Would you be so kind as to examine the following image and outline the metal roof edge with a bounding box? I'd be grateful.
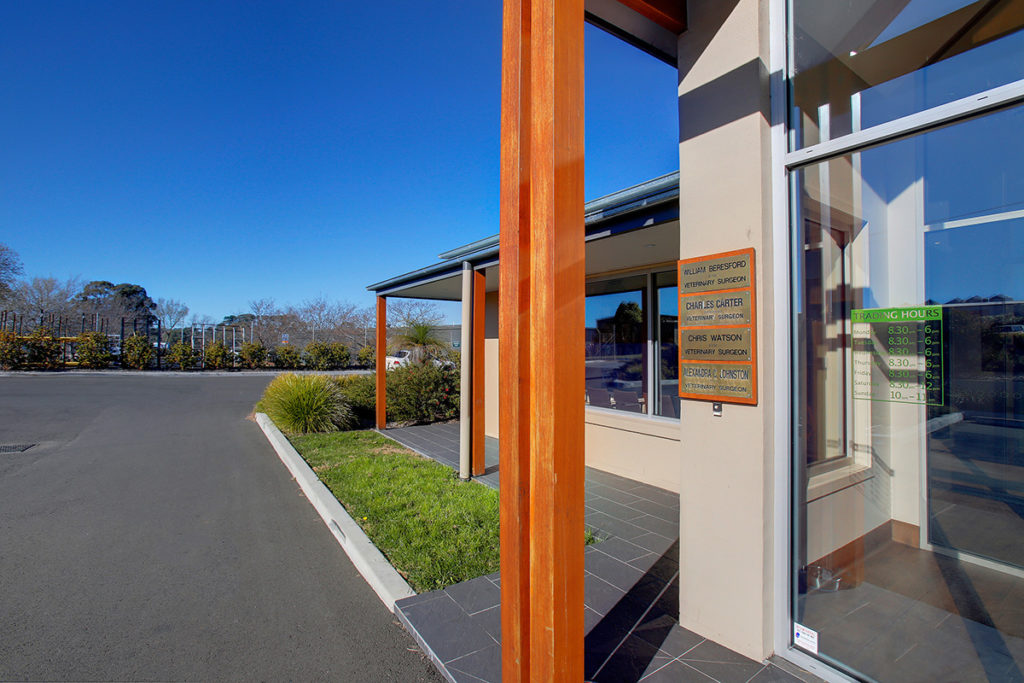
[367,171,679,294]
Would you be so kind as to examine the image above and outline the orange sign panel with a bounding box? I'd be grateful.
[678,248,757,405]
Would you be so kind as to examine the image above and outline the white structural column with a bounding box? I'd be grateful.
[459,262,473,480]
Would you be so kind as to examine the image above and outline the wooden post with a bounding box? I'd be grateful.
[471,268,487,476]
[499,0,585,679]
[375,296,387,430]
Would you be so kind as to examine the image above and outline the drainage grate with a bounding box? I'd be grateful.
[0,444,35,454]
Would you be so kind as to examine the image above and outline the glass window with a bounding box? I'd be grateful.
[586,275,648,413]
[793,104,1024,680]
[655,271,680,418]
[789,0,1024,149]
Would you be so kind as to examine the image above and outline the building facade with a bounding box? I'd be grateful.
[370,1,1024,679]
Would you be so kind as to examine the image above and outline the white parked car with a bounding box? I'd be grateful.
[385,349,411,370]
[384,349,456,370]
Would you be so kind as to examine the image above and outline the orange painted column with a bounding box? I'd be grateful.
[499,0,585,679]
[375,296,387,430]
[471,269,487,476]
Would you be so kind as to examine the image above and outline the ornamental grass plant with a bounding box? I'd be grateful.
[259,373,354,433]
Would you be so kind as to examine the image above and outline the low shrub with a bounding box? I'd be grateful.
[75,331,112,369]
[0,331,26,370]
[333,373,377,426]
[387,362,459,424]
[356,345,375,367]
[25,327,63,369]
[204,340,233,370]
[238,341,268,369]
[121,333,153,370]
[304,341,351,370]
[168,342,197,370]
[271,345,302,369]
[259,373,354,433]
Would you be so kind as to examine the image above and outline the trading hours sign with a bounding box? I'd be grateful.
[677,248,757,405]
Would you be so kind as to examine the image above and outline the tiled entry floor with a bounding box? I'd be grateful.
[382,423,815,682]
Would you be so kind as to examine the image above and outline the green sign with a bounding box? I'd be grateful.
[851,306,944,406]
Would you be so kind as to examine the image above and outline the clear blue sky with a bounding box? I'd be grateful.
[0,1,679,322]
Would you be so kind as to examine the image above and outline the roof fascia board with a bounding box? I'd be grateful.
[584,0,679,64]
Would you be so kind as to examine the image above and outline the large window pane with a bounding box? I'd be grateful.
[793,105,1024,680]
[586,275,647,413]
[655,271,679,418]
[789,0,1024,149]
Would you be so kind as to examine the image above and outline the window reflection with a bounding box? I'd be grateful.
[794,104,1024,680]
[586,276,647,413]
[789,0,1024,149]
[584,270,679,417]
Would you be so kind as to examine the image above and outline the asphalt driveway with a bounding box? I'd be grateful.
[0,373,442,681]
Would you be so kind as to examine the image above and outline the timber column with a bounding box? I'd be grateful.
[375,296,387,430]
[499,0,586,680]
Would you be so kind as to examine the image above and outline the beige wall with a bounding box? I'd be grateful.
[585,410,680,492]
[675,0,777,660]
[483,292,500,439]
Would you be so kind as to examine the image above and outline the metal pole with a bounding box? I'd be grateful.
[459,262,473,480]
[157,320,162,370]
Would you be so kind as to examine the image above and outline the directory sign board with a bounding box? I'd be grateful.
[678,248,757,405]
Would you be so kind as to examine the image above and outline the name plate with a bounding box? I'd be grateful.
[680,362,755,400]
[680,291,752,326]
[679,252,753,293]
[680,328,752,361]
[678,248,757,405]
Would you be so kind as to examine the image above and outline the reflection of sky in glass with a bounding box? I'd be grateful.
[869,0,976,48]
[586,291,641,328]
[925,219,1024,303]
[658,286,677,317]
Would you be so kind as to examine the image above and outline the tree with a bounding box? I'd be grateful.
[0,243,23,300]
[395,320,447,364]
[155,298,189,337]
[76,281,157,323]
[389,300,443,328]
[249,298,279,344]
[9,276,81,318]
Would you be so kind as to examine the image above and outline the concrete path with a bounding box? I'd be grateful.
[0,374,442,681]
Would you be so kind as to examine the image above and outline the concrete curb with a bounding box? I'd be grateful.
[254,413,416,612]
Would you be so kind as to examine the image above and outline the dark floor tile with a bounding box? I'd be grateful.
[679,638,761,666]
[639,659,716,682]
[626,497,680,523]
[630,486,680,509]
[470,605,502,644]
[446,576,501,615]
[585,572,628,617]
[400,593,496,663]
[585,605,604,633]
[591,634,676,683]
[591,536,651,564]
[633,608,704,658]
[631,532,677,556]
[592,484,645,507]
[587,548,646,590]
[587,512,650,541]
[630,513,678,539]
[588,495,650,523]
[396,588,449,610]
[685,660,767,683]
[447,644,502,683]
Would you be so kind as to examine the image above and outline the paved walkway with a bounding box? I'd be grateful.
[384,422,812,683]
[0,374,441,682]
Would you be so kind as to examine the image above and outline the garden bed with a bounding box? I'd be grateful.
[288,430,499,592]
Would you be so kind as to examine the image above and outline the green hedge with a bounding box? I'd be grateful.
[304,341,350,370]
[75,331,112,369]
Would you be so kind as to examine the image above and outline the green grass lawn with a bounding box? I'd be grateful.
[289,430,500,592]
